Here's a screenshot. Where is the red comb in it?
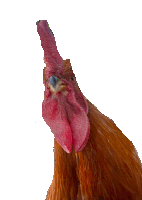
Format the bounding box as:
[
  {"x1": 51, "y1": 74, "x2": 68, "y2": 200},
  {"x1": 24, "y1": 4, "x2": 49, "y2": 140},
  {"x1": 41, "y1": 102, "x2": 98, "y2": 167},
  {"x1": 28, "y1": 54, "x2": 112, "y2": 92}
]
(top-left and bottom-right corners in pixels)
[{"x1": 36, "y1": 20, "x2": 64, "y2": 79}]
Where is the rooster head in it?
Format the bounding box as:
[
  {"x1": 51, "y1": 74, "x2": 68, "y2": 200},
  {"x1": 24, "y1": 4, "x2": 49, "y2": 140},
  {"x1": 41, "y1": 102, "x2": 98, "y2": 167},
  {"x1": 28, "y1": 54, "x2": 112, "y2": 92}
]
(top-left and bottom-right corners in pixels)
[{"x1": 36, "y1": 20, "x2": 90, "y2": 153}]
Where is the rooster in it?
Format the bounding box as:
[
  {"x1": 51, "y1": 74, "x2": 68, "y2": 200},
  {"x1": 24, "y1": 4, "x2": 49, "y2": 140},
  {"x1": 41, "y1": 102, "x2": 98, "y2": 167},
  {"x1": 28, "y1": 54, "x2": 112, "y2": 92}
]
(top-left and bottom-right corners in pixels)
[{"x1": 36, "y1": 20, "x2": 142, "y2": 200}]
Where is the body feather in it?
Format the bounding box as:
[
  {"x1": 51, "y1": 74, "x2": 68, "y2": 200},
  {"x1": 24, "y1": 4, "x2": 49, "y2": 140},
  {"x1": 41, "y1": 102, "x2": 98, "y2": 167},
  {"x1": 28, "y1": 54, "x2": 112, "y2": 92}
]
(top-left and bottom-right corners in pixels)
[{"x1": 46, "y1": 99, "x2": 142, "y2": 200}]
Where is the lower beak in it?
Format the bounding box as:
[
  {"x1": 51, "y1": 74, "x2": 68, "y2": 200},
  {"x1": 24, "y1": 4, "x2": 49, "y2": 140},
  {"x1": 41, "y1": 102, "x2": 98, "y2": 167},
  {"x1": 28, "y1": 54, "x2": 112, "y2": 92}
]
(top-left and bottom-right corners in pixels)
[
  {"x1": 49, "y1": 79, "x2": 67, "y2": 93},
  {"x1": 58, "y1": 82, "x2": 67, "y2": 92}
]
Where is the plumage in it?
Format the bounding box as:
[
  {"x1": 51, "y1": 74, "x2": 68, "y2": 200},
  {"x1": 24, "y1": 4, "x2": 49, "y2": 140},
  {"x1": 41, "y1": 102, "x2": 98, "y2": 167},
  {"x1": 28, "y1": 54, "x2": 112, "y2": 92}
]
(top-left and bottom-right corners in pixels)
[{"x1": 36, "y1": 20, "x2": 142, "y2": 200}]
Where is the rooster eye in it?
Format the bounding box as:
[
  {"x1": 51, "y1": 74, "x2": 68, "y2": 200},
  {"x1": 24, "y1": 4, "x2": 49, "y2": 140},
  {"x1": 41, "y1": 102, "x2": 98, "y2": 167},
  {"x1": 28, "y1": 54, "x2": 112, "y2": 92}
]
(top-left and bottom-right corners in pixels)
[{"x1": 71, "y1": 77, "x2": 74, "y2": 81}]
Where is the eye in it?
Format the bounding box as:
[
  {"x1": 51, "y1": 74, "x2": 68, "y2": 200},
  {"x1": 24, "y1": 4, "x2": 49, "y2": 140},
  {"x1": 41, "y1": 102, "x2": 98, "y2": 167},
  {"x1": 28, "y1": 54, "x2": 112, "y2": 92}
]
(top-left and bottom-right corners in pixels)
[{"x1": 71, "y1": 77, "x2": 74, "y2": 81}]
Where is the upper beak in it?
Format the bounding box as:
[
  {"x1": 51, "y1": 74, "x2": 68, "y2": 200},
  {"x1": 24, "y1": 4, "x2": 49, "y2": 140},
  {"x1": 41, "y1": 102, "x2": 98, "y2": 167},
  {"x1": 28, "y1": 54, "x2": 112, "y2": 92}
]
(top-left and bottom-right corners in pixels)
[
  {"x1": 49, "y1": 75, "x2": 67, "y2": 93},
  {"x1": 49, "y1": 76, "x2": 59, "y2": 88}
]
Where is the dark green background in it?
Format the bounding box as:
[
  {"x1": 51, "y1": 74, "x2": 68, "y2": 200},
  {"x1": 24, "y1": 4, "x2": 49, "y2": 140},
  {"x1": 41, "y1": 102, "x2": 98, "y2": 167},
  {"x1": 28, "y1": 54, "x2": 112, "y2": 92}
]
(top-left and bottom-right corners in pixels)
[{"x1": 0, "y1": 1, "x2": 142, "y2": 200}]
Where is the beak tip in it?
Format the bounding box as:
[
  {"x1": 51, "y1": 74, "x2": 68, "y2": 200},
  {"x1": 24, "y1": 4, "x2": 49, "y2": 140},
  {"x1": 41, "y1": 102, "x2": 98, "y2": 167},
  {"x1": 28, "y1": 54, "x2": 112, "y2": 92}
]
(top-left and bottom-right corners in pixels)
[{"x1": 49, "y1": 76, "x2": 59, "y2": 88}]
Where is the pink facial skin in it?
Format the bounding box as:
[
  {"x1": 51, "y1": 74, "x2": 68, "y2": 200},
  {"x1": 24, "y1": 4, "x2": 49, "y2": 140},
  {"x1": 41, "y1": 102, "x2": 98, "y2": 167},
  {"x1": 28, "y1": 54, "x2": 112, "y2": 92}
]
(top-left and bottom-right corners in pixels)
[{"x1": 37, "y1": 20, "x2": 90, "y2": 153}]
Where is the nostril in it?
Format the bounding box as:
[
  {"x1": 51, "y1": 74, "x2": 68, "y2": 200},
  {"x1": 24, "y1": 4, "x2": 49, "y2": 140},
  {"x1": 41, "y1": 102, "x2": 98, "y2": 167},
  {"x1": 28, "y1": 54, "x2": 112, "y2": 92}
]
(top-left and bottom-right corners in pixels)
[{"x1": 49, "y1": 76, "x2": 59, "y2": 88}]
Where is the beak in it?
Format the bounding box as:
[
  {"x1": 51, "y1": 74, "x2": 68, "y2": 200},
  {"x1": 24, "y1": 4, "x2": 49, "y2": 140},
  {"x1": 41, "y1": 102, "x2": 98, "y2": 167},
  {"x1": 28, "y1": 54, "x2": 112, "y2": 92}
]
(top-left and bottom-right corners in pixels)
[
  {"x1": 49, "y1": 76, "x2": 59, "y2": 88},
  {"x1": 49, "y1": 75, "x2": 67, "y2": 93}
]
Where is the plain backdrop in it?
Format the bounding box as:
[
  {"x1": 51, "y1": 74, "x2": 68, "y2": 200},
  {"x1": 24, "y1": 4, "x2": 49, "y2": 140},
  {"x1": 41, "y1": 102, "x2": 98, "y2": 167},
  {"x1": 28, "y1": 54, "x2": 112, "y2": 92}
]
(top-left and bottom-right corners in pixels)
[{"x1": 0, "y1": 1, "x2": 142, "y2": 200}]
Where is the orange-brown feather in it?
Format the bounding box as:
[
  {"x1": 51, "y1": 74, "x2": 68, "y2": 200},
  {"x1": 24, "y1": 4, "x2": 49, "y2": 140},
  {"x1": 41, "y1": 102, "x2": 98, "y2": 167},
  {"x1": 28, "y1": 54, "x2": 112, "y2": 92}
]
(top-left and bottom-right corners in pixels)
[{"x1": 45, "y1": 61, "x2": 142, "y2": 200}]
